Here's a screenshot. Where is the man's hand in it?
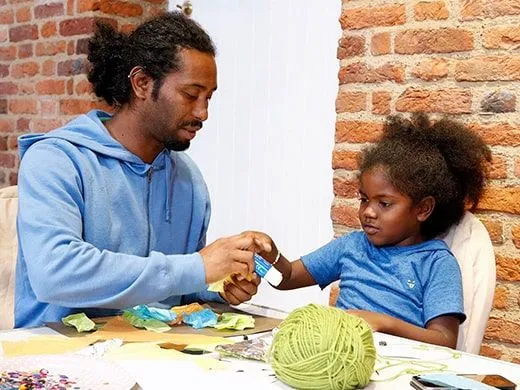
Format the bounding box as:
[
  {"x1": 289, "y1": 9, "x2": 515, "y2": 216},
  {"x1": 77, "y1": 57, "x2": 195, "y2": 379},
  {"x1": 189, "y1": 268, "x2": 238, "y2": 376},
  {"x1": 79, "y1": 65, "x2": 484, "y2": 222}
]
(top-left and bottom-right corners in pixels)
[
  {"x1": 238, "y1": 231, "x2": 278, "y2": 263},
  {"x1": 200, "y1": 234, "x2": 258, "y2": 284},
  {"x1": 220, "y1": 273, "x2": 261, "y2": 305}
]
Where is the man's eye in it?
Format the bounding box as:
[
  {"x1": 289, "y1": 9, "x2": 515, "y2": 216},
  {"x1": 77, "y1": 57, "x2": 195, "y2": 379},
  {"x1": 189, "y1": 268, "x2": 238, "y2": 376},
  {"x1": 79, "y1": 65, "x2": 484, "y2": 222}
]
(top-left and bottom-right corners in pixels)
[{"x1": 183, "y1": 92, "x2": 197, "y2": 100}]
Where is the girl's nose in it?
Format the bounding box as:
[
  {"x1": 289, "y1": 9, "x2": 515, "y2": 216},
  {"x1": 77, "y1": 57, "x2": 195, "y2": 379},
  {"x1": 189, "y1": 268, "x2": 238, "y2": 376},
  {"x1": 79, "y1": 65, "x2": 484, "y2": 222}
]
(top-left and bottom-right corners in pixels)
[{"x1": 363, "y1": 203, "x2": 377, "y2": 219}]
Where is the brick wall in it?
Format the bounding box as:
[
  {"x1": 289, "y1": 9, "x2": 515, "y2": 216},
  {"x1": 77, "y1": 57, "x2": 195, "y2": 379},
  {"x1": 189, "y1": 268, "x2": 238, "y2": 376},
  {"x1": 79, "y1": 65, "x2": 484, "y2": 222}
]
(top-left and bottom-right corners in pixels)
[
  {"x1": 334, "y1": 0, "x2": 520, "y2": 362},
  {"x1": 0, "y1": 0, "x2": 168, "y2": 186}
]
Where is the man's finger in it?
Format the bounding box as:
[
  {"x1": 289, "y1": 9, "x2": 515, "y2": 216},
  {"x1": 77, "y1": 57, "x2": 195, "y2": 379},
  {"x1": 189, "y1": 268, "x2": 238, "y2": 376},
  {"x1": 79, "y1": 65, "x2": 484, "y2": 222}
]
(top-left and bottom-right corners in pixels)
[
  {"x1": 229, "y1": 277, "x2": 258, "y2": 296},
  {"x1": 224, "y1": 283, "x2": 252, "y2": 303}
]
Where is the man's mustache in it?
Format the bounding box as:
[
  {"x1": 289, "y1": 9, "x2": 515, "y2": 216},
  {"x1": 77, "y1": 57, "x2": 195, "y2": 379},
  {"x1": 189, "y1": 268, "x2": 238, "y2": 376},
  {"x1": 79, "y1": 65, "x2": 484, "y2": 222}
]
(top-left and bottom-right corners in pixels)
[{"x1": 180, "y1": 120, "x2": 203, "y2": 130}]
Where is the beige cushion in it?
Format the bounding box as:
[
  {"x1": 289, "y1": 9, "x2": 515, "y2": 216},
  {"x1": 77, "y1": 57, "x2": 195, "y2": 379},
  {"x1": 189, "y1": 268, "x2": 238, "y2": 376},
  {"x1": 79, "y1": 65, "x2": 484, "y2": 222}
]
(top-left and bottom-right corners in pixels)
[{"x1": 0, "y1": 185, "x2": 18, "y2": 330}]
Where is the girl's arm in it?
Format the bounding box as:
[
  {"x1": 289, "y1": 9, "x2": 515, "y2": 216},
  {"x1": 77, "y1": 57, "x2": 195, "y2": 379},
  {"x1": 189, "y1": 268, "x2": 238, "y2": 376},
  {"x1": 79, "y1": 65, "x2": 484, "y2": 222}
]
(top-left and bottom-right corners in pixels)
[
  {"x1": 271, "y1": 257, "x2": 317, "y2": 290},
  {"x1": 347, "y1": 310, "x2": 460, "y2": 348}
]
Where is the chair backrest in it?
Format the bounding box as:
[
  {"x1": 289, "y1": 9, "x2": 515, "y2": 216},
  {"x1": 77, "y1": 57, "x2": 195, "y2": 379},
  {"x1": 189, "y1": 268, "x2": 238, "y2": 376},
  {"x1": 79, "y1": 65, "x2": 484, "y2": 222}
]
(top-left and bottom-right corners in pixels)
[
  {"x1": 328, "y1": 211, "x2": 496, "y2": 354},
  {"x1": 439, "y1": 211, "x2": 496, "y2": 354},
  {"x1": 0, "y1": 185, "x2": 18, "y2": 330}
]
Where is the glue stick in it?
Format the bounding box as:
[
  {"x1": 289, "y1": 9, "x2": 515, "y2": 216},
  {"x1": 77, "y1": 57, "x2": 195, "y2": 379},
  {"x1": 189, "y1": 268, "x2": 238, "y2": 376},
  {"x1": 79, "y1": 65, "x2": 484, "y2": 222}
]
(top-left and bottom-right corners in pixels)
[{"x1": 254, "y1": 253, "x2": 283, "y2": 286}]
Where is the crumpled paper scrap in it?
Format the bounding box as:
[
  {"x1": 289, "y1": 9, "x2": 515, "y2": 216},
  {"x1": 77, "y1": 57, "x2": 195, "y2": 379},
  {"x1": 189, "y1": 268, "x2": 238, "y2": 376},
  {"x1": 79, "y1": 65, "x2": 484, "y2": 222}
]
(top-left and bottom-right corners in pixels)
[
  {"x1": 214, "y1": 313, "x2": 255, "y2": 331},
  {"x1": 208, "y1": 273, "x2": 254, "y2": 293},
  {"x1": 62, "y1": 313, "x2": 96, "y2": 332},
  {"x1": 122, "y1": 311, "x2": 170, "y2": 333},
  {"x1": 183, "y1": 308, "x2": 218, "y2": 329},
  {"x1": 127, "y1": 305, "x2": 177, "y2": 323},
  {"x1": 170, "y1": 302, "x2": 206, "y2": 325}
]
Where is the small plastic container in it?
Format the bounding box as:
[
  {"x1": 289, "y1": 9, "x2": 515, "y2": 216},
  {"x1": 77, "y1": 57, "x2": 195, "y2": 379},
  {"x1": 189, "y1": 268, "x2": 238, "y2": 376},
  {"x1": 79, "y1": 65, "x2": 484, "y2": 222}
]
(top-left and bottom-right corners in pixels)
[{"x1": 254, "y1": 253, "x2": 283, "y2": 286}]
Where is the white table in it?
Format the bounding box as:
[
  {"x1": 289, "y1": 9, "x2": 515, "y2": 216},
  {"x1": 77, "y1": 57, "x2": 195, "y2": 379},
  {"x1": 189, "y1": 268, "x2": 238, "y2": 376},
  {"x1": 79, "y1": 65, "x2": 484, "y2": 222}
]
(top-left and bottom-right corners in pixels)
[{"x1": 1, "y1": 306, "x2": 519, "y2": 390}]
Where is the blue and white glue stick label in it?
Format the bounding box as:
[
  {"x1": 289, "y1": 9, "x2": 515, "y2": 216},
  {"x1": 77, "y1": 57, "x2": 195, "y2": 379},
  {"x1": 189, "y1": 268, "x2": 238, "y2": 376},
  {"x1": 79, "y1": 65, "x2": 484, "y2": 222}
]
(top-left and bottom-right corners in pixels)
[{"x1": 254, "y1": 253, "x2": 283, "y2": 286}]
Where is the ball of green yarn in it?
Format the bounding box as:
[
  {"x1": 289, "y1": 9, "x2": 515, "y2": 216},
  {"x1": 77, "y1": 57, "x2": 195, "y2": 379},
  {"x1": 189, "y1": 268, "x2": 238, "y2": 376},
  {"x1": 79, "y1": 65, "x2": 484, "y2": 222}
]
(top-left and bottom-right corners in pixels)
[{"x1": 269, "y1": 304, "x2": 376, "y2": 390}]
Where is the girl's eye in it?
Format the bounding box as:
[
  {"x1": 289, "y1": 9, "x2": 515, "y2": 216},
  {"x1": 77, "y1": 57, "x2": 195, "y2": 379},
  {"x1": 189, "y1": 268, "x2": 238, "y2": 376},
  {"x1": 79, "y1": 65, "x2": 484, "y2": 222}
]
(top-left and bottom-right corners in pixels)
[
  {"x1": 359, "y1": 196, "x2": 368, "y2": 203},
  {"x1": 380, "y1": 201, "x2": 391, "y2": 208}
]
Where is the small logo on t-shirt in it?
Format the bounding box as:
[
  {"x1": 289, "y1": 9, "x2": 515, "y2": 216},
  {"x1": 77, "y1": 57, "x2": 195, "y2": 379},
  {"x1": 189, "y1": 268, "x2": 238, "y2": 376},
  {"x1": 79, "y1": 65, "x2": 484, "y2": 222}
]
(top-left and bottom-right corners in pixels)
[{"x1": 407, "y1": 279, "x2": 416, "y2": 289}]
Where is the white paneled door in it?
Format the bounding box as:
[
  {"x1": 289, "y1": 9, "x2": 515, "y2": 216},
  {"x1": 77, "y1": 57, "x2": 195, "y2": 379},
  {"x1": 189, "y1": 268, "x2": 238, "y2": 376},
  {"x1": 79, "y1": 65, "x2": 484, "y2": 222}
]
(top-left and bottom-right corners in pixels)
[{"x1": 170, "y1": 0, "x2": 341, "y2": 312}]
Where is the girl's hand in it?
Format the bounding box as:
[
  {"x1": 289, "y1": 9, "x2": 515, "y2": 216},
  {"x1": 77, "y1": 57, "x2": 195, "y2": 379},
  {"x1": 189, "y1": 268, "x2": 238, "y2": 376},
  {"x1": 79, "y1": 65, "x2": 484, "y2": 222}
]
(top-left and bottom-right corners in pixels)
[{"x1": 346, "y1": 309, "x2": 388, "y2": 332}]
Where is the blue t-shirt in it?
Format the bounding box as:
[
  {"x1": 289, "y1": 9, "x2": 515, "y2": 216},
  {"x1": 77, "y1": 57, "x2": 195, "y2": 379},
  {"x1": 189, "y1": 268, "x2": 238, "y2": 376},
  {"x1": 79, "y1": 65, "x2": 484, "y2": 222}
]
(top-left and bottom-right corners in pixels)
[{"x1": 301, "y1": 231, "x2": 466, "y2": 327}]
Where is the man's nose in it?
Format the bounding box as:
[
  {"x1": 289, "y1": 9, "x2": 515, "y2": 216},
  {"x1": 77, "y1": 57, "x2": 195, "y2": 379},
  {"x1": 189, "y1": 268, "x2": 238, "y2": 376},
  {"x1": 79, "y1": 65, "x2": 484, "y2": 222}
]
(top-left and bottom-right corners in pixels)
[{"x1": 193, "y1": 100, "x2": 209, "y2": 122}]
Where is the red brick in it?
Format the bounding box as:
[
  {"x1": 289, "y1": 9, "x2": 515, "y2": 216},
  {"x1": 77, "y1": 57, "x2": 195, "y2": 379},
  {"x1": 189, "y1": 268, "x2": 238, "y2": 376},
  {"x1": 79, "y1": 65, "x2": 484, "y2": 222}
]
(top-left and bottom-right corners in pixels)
[
  {"x1": 479, "y1": 186, "x2": 520, "y2": 215},
  {"x1": 9, "y1": 24, "x2": 38, "y2": 42},
  {"x1": 335, "y1": 91, "x2": 366, "y2": 113},
  {"x1": 40, "y1": 100, "x2": 57, "y2": 116},
  {"x1": 74, "y1": 79, "x2": 93, "y2": 95},
  {"x1": 34, "y1": 2, "x2": 64, "y2": 19},
  {"x1": 7, "y1": 136, "x2": 17, "y2": 150},
  {"x1": 9, "y1": 99, "x2": 37, "y2": 114},
  {"x1": 18, "y1": 43, "x2": 33, "y2": 58},
  {"x1": 487, "y1": 155, "x2": 507, "y2": 179},
  {"x1": 30, "y1": 118, "x2": 63, "y2": 132},
  {"x1": 461, "y1": 0, "x2": 520, "y2": 20},
  {"x1": 0, "y1": 27, "x2": 7, "y2": 43},
  {"x1": 41, "y1": 21, "x2": 57, "y2": 38},
  {"x1": 60, "y1": 99, "x2": 95, "y2": 115},
  {"x1": 337, "y1": 35, "x2": 365, "y2": 59},
  {"x1": 512, "y1": 225, "x2": 520, "y2": 249},
  {"x1": 467, "y1": 122, "x2": 520, "y2": 147},
  {"x1": 332, "y1": 149, "x2": 360, "y2": 170},
  {"x1": 516, "y1": 158, "x2": 520, "y2": 177},
  {"x1": 15, "y1": 6, "x2": 31, "y2": 22},
  {"x1": 9, "y1": 172, "x2": 17, "y2": 186},
  {"x1": 35, "y1": 40, "x2": 67, "y2": 56},
  {"x1": 0, "y1": 119, "x2": 14, "y2": 133},
  {"x1": 480, "y1": 90, "x2": 516, "y2": 113},
  {"x1": 0, "y1": 45, "x2": 16, "y2": 61},
  {"x1": 336, "y1": 120, "x2": 383, "y2": 143},
  {"x1": 0, "y1": 136, "x2": 7, "y2": 151},
  {"x1": 484, "y1": 26, "x2": 520, "y2": 49},
  {"x1": 372, "y1": 91, "x2": 392, "y2": 115},
  {"x1": 0, "y1": 152, "x2": 15, "y2": 168},
  {"x1": 59, "y1": 17, "x2": 116, "y2": 36},
  {"x1": 78, "y1": 0, "x2": 97, "y2": 12},
  {"x1": 485, "y1": 317, "x2": 520, "y2": 343},
  {"x1": 0, "y1": 65, "x2": 7, "y2": 78},
  {"x1": 0, "y1": 99, "x2": 6, "y2": 114},
  {"x1": 36, "y1": 80, "x2": 65, "y2": 95},
  {"x1": 66, "y1": 78, "x2": 73, "y2": 95},
  {"x1": 0, "y1": 82, "x2": 18, "y2": 95},
  {"x1": 479, "y1": 344, "x2": 503, "y2": 359},
  {"x1": 75, "y1": 38, "x2": 89, "y2": 54},
  {"x1": 415, "y1": 1, "x2": 449, "y2": 20},
  {"x1": 11, "y1": 61, "x2": 39, "y2": 78},
  {"x1": 493, "y1": 286, "x2": 508, "y2": 309},
  {"x1": 95, "y1": 1, "x2": 143, "y2": 17},
  {"x1": 57, "y1": 58, "x2": 88, "y2": 76},
  {"x1": 17, "y1": 117, "x2": 30, "y2": 132},
  {"x1": 120, "y1": 23, "x2": 137, "y2": 34},
  {"x1": 0, "y1": 9, "x2": 14, "y2": 24},
  {"x1": 339, "y1": 62, "x2": 405, "y2": 84},
  {"x1": 331, "y1": 204, "x2": 361, "y2": 228},
  {"x1": 411, "y1": 58, "x2": 449, "y2": 81},
  {"x1": 340, "y1": 4, "x2": 405, "y2": 30},
  {"x1": 371, "y1": 32, "x2": 391, "y2": 55},
  {"x1": 333, "y1": 177, "x2": 359, "y2": 198},
  {"x1": 456, "y1": 56, "x2": 520, "y2": 81},
  {"x1": 396, "y1": 28, "x2": 473, "y2": 54},
  {"x1": 396, "y1": 88, "x2": 472, "y2": 114},
  {"x1": 479, "y1": 218, "x2": 504, "y2": 244},
  {"x1": 42, "y1": 60, "x2": 55, "y2": 76},
  {"x1": 19, "y1": 83, "x2": 34, "y2": 95},
  {"x1": 67, "y1": 41, "x2": 74, "y2": 55}
]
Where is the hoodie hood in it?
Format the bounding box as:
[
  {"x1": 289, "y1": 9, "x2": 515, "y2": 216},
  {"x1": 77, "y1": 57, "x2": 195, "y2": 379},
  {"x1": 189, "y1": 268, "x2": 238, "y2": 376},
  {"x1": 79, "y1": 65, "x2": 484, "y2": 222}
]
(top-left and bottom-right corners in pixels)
[{"x1": 19, "y1": 110, "x2": 175, "y2": 220}]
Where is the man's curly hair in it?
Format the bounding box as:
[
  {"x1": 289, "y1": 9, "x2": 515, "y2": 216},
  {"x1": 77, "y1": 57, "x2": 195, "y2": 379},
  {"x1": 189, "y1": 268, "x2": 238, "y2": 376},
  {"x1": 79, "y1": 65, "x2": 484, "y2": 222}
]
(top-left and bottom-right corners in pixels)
[
  {"x1": 87, "y1": 12, "x2": 215, "y2": 106},
  {"x1": 358, "y1": 113, "x2": 492, "y2": 239}
]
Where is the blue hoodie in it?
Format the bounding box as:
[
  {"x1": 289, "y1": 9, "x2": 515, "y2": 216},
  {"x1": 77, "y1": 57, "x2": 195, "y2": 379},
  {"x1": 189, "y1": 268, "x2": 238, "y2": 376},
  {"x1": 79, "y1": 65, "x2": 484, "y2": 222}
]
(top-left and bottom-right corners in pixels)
[{"x1": 15, "y1": 110, "x2": 221, "y2": 327}]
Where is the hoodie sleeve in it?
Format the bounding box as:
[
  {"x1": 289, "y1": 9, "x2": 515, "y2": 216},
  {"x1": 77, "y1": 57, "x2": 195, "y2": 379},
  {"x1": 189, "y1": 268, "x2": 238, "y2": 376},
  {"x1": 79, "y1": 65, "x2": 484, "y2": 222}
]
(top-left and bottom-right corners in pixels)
[{"x1": 17, "y1": 140, "x2": 208, "y2": 309}]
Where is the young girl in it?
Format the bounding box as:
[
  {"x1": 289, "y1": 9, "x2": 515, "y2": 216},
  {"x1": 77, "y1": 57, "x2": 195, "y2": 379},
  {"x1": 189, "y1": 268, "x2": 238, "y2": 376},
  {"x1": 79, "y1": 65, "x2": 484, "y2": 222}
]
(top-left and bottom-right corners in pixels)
[{"x1": 251, "y1": 114, "x2": 491, "y2": 348}]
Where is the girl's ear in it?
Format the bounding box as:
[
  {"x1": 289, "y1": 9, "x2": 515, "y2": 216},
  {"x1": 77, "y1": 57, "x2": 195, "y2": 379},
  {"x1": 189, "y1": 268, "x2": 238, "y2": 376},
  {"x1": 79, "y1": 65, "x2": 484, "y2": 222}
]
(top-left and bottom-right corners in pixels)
[{"x1": 416, "y1": 196, "x2": 435, "y2": 222}]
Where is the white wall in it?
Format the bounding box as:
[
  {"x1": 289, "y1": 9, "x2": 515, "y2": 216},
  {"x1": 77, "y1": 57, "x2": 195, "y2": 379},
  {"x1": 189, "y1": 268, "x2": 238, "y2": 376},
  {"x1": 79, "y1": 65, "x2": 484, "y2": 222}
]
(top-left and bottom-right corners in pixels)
[{"x1": 170, "y1": 0, "x2": 341, "y2": 312}]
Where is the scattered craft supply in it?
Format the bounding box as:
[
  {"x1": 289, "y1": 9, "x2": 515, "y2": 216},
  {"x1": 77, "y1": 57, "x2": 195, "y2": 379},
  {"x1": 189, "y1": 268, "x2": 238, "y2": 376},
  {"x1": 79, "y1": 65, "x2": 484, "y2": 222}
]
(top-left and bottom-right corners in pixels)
[
  {"x1": 121, "y1": 311, "x2": 170, "y2": 333},
  {"x1": 0, "y1": 368, "x2": 78, "y2": 390},
  {"x1": 169, "y1": 303, "x2": 207, "y2": 325},
  {"x1": 126, "y1": 305, "x2": 176, "y2": 323},
  {"x1": 61, "y1": 313, "x2": 96, "y2": 333},
  {"x1": 213, "y1": 313, "x2": 255, "y2": 331},
  {"x1": 215, "y1": 333, "x2": 272, "y2": 362},
  {"x1": 270, "y1": 304, "x2": 376, "y2": 390},
  {"x1": 182, "y1": 308, "x2": 218, "y2": 329}
]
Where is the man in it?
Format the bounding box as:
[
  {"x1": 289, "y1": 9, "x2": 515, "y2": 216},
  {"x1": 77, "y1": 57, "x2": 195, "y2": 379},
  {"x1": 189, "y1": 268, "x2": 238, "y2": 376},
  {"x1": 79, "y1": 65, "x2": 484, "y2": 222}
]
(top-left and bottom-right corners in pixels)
[{"x1": 15, "y1": 12, "x2": 266, "y2": 327}]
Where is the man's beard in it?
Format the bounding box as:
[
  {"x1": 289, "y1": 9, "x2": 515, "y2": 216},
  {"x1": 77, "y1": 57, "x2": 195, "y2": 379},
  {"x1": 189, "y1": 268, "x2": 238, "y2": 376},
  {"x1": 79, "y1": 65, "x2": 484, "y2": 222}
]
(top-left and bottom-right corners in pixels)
[{"x1": 164, "y1": 139, "x2": 190, "y2": 151}]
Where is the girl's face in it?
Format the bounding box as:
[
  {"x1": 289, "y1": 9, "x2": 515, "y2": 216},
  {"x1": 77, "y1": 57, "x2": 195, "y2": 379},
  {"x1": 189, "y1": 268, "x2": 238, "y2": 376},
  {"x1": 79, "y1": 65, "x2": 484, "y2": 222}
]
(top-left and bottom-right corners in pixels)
[{"x1": 358, "y1": 167, "x2": 426, "y2": 247}]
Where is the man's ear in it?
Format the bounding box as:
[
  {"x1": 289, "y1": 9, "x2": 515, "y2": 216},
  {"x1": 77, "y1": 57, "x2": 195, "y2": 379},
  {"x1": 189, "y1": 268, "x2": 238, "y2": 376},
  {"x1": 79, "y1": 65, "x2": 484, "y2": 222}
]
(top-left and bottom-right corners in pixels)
[
  {"x1": 128, "y1": 66, "x2": 152, "y2": 100},
  {"x1": 416, "y1": 196, "x2": 435, "y2": 222}
]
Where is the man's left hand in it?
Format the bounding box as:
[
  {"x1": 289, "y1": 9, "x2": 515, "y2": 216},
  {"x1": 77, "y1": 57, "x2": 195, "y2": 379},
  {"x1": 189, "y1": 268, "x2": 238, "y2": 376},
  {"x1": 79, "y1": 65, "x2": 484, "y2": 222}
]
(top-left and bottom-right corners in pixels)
[{"x1": 221, "y1": 273, "x2": 261, "y2": 305}]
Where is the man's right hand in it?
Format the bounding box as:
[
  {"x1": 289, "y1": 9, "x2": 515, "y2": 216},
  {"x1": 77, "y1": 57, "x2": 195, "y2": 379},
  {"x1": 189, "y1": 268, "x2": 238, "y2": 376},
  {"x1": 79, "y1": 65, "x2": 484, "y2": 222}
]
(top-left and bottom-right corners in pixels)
[{"x1": 199, "y1": 234, "x2": 260, "y2": 284}]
